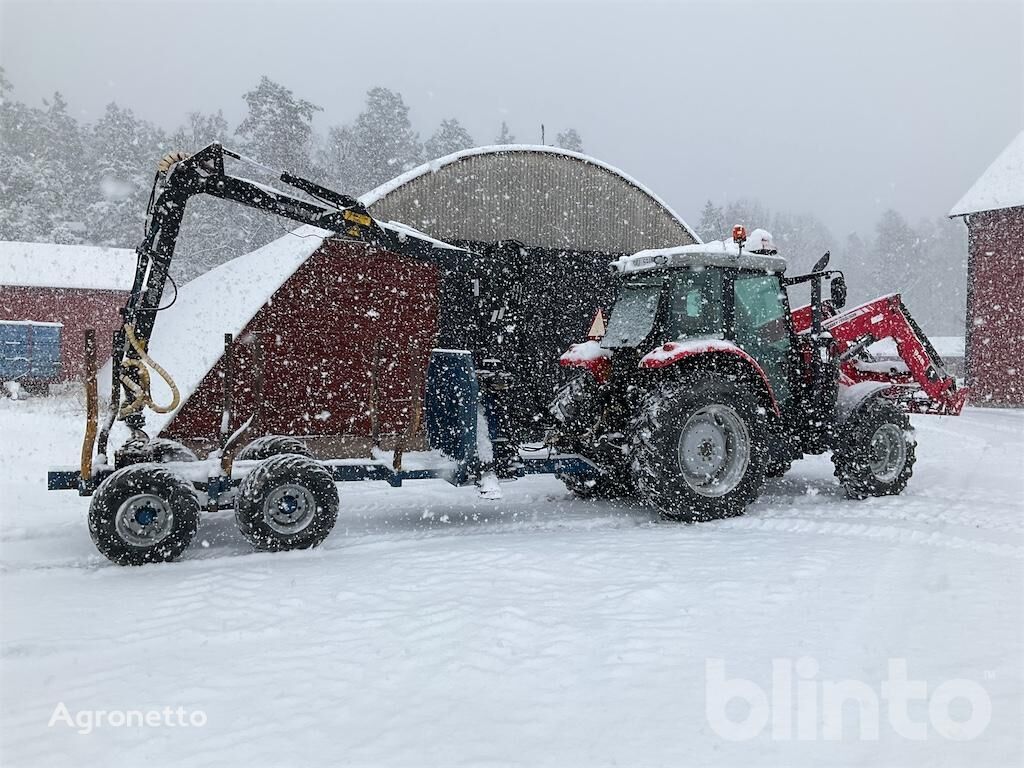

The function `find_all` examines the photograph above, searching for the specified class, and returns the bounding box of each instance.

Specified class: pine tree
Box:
[424,118,474,160]
[348,87,422,193]
[494,121,515,145]
[723,198,771,231]
[236,76,321,174]
[555,128,583,152]
[171,110,229,151]
[317,123,357,191]
[86,102,166,248]
[868,209,919,301]
[770,211,834,273]
[696,200,725,242]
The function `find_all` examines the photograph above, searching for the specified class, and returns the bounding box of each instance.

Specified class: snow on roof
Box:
[99,226,329,436]
[0,241,137,291]
[613,236,787,275]
[949,130,1024,217]
[360,144,702,243]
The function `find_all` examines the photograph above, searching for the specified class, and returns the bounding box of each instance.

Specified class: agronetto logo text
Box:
[48,702,208,735]
[705,658,991,741]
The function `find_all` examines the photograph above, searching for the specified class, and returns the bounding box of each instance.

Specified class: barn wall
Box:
[368,151,696,253]
[965,207,1024,405]
[0,286,127,380]
[162,242,440,456]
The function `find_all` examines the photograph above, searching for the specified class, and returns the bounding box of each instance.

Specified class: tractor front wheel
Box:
[833,398,915,499]
[630,376,769,522]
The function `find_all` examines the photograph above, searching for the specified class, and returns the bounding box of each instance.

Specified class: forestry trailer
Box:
[47,143,965,565]
[548,226,967,521]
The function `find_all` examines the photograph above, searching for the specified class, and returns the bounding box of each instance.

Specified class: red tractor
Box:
[548,226,966,521]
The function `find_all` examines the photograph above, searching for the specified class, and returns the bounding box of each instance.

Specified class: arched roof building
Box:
[361,145,698,252]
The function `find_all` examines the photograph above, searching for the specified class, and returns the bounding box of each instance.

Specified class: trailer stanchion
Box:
[79,329,98,495]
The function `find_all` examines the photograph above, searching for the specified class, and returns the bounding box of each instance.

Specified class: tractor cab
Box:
[599,227,799,408]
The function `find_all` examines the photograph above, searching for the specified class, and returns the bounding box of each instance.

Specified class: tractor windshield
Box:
[602,280,663,348]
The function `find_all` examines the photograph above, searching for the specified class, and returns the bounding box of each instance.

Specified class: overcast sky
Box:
[1,0,1021,236]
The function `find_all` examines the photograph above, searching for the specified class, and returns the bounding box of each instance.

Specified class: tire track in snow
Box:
[715,516,1024,558]
[751,499,1024,534]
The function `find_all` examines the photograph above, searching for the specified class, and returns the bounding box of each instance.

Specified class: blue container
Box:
[0,321,62,381]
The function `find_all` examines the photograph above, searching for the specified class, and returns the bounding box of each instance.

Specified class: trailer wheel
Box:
[236,435,312,461]
[629,375,769,522]
[234,454,338,552]
[88,465,200,566]
[116,437,198,466]
[140,438,198,463]
[833,398,915,499]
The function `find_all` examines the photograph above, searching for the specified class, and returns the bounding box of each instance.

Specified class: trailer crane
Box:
[91,142,442,474]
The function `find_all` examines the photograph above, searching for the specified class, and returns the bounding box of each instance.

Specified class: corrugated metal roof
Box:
[363,145,698,253]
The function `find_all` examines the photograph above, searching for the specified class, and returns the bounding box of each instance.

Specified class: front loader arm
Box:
[824,294,968,415]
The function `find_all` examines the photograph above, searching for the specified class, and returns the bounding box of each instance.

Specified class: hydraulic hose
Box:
[118,323,181,417]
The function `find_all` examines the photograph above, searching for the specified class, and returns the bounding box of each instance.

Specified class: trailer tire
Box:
[234,454,338,552]
[236,435,312,461]
[88,465,200,566]
[833,398,915,499]
[140,438,198,463]
[629,375,769,522]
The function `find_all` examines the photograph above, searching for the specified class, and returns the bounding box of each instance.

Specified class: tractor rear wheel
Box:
[833,398,915,499]
[88,465,200,565]
[629,375,769,522]
[234,454,338,552]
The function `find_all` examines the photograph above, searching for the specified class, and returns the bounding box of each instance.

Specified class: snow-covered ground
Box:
[1,395,1021,767]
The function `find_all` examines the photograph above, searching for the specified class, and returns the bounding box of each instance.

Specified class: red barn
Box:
[0,241,136,383]
[950,130,1024,406]
[116,224,448,458]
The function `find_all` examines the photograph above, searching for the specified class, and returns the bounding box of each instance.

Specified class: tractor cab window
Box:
[733,272,792,404]
[668,269,722,340]
[602,279,663,348]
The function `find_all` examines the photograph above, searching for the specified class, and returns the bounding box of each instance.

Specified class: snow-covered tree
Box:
[348,87,422,192]
[494,121,515,145]
[424,118,473,160]
[555,128,583,152]
[171,110,229,152]
[770,211,835,273]
[318,123,357,191]
[85,102,166,247]
[236,76,321,174]
[696,200,725,242]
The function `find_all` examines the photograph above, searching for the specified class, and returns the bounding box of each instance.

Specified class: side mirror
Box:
[812,250,831,273]
[830,275,847,309]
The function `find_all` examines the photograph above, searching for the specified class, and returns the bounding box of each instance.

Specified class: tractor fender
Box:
[559,340,612,384]
[639,340,781,417]
[836,381,899,424]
